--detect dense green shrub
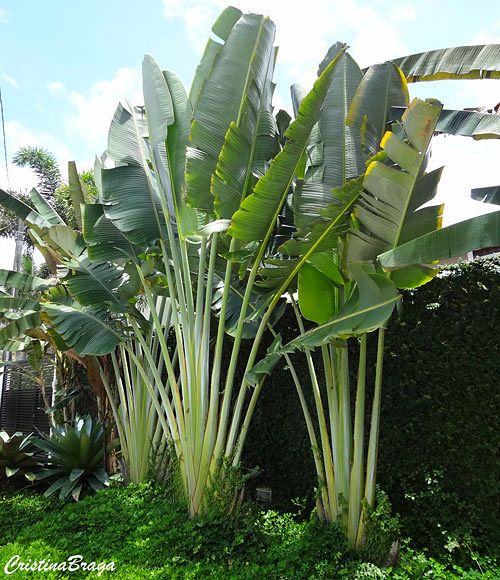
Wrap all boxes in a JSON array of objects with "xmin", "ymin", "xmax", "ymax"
[
  {"xmin": 244, "ymin": 257, "xmax": 500, "ymax": 558},
  {"xmin": 0, "ymin": 485, "xmax": 497, "ymax": 579},
  {"xmin": 376, "ymin": 257, "xmax": 500, "ymax": 558}
]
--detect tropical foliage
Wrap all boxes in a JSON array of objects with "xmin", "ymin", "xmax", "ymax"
[
  {"xmin": 0, "ymin": 6, "xmax": 498, "ymax": 550},
  {"xmin": 0, "ymin": 430, "xmax": 41, "ymax": 480},
  {"xmin": 33, "ymin": 415, "xmax": 109, "ymax": 501}
]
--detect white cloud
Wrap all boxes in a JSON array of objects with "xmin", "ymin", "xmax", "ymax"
[
  {"xmin": 161, "ymin": 0, "xmax": 412, "ymax": 87},
  {"xmin": 2, "ymin": 74, "xmax": 18, "ymax": 89},
  {"xmin": 0, "ymin": 9, "xmax": 8, "ymax": 24},
  {"xmin": 47, "ymin": 81, "xmax": 66, "ymax": 95},
  {"xmin": 66, "ymin": 68, "xmax": 142, "ymax": 151}
]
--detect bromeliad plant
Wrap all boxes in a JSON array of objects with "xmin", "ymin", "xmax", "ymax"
[
  {"xmin": 0, "ymin": 6, "xmax": 498, "ymax": 540},
  {"xmin": 0, "ymin": 430, "xmax": 41, "ymax": 481},
  {"xmin": 34, "ymin": 415, "xmax": 109, "ymax": 501}
]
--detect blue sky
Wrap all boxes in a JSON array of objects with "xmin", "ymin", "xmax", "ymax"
[{"xmin": 0, "ymin": 0, "xmax": 499, "ymax": 266}]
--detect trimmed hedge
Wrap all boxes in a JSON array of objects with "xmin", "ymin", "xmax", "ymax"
[{"xmin": 243, "ymin": 257, "xmax": 500, "ymax": 557}]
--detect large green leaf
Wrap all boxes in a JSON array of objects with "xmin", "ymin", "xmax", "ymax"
[
  {"xmin": 186, "ymin": 9, "xmax": 276, "ymax": 212},
  {"xmin": 0, "ymin": 312, "xmax": 41, "ymax": 347},
  {"xmin": 43, "ymin": 303, "xmax": 123, "ymax": 356},
  {"xmin": 346, "ymin": 62, "xmax": 409, "ymax": 151},
  {"xmin": 0, "ymin": 189, "xmax": 47, "ymax": 229},
  {"xmin": 228, "ymin": 46, "xmax": 348, "ymax": 242},
  {"xmin": 298, "ymin": 262, "xmax": 336, "ymax": 324},
  {"xmin": 0, "ymin": 269, "xmax": 53, "ymax": 292},
  {"xmin": 62, "ymin": 257, "xmax": 127, "ymax": 309},
  {"xmin": 390, "ymin": 44, "xmax": 500, "ymax": 82},
  {"xmin": 212, "ymin": 44, "xmax": 278, "ymax": 220},
  {"xmin": 378, "ymin": 211, "xmax": 500, "ymax": 268},
  {"xmin": 390, "ymin": 106, "xmax": 500, "ymax": 139},
  {"xmin": 246, "ymin": 264, "xmax": 399, "ymax": 385},
  {"xmin": 347, "ymin": 98, "xmax": 444, "ymax": 289},
  {"xmin": 82, "ymin": 204, "xmax": 138, "ymax": 263},
  {"xmin": 29, "ymin": 188, "xmax": 64, "ymax": 226},
  {"xmin": 68, "ymin": 161, "xmax": 85, "ymax": 228}
]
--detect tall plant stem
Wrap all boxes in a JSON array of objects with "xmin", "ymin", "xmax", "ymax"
[
  {"xmin": 364, "ymin": 326, "xmax": 385, "ymax": 506},
  {"xmin": 348, "ymin": 334, "xmax": 367, "ymax": 547},
  {"xmin": 290, "ymin": 295, "xmax": 337, "ymax": 521}
]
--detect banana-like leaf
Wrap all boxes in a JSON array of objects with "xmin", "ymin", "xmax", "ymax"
[
  {"xmin": 348, "ymin": 98, "xmax": 444, "ymax": 289},
  {"xmin": 41, "ymin": 225, "xmax": 86, "ymax": 259},
  {"xmin": 229, "ymin": 46, "xmax": 348, "ymax": 242},
  {"xmin": 29, "ymin": 188, "xmax": 64, "ymax": 226},
  {"xmin": 298, "ymin": 262, "xmax": 336, "ymax": 323},
  {"xmin": 471, "ymin": 185, "xmax": 500, "ymax": 205},
  {"xmin": 246, "ymin": 264, "xmax": 399, "ymax": 385},
  {"xmin": 43, "ymin": 303, "xmax": 123, "ymax": 356},
  {"xmin": 390, "ymin": 106, "xmax": 500, "ymax": 139},
  {"xmin": 378, "ymin": 210, "xmax": 500, "ymax": 268},
  {"xmin": 62, "ymin": 257, "xmax": 127, "ymax": 309},
  {"xmin": 390, "ymin": 44, "xmax": 500, "ymax": 82},
  {"xmin": 280, "ymin": 178, "xmax": 363, "ymax": 256},
  {"xmin": 68, "ymin": 161, "xmax": 85, "ymax": 228},
  {"xmin": 0, "ymin": 312, "xmax": 41, "ymax": 347},
  {"xmin": 163, "ymin": 70, "xmax": 199, "ymax": 237},
  {"xmin": 315, "ymin": 47, "xmax": 365, "ymax": 187},
  {"xmin": 0, "ymin": 189, "xmax": 48, "ymax": 229},
  {"xmin": 0, "ymin": 269, "xmax": 53, "ymax": 292},
  {"xmin": 102, "ymin": 101, "xmax": 167, "ymax": 246},
  {"xmin": 346, "ymin": 63, "xmax": 409, "ymax": 151},
  {"xmin": 186, "ymin": 9, "xmax": 276, "ymax": 212},
  {"xmin": 189, "ymin": 6, "xmax": 242, "ymax": 108},
  {"xmin": 143, "ymin": 57, "xmax": 198, "ymax": 237},
  {"xmin": 212, "ymin": 43, "xmax": 278, "ymax": 220},
  {"xmin": 82, "ymin": 204, "xmax": 138, "ymax": 263},
  {"xmin": 0, "ymin": 296, "xmax": 41, "ymax": 312}
]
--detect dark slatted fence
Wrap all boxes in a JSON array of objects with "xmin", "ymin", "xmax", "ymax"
[{"xmin": 0, "ymin": 360, "xmax": 53, "ymax": 435}]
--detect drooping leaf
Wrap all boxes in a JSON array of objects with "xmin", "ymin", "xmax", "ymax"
[
  {"xmin": 42, "ymin": 303, "xmax": 123, "ymax": 356},
  {"xmin": 390, "ymin": 44, "xmax": 500, "ymax": 82},
  {"xmin": 471, "ymin": 185, "xmax": 500, "ymax": 205},
  {"xmin": 0, "ymin": 269, "xmax": 53, "ymax": 292},
  {"xmin": 298, "ymin": 262, "xmax": 336, "ymax": 323},
  {"xmin": 378, "ymin": 211, "xmax": 500, "ymax": 268},
  {"xmin": 390, "ymin": 106, "xmax": 500, "ymax": 139}
]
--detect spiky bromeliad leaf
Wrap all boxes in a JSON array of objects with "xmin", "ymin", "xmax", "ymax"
[
  {"xmin": 42, "ymin": 303, "xmax": 123, "ymax": 356},
  {"xmin": 228, "ymin": 45, "xmax": 348, "ymax": 242},
  {"xmin": 246, "ymin": 263, "xmax": 399, "ymax": 386},
  {"xmin": 347, "ymin": 98, "xmax": 444, "ymax": 289},
  {"xmin": 186, "ymin": 8, "xmax": 276, "ymax": 213},
  {"xmin": 390, "ymin": 106, "xmax": 500, "ymax": 140},
  {"xmin": 378, "ymin": 210, "xmax": 500, "ymax": 268},
  {"xmin": 390, "ymin": 44, "xmax": 500, "ymax": 82}
]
